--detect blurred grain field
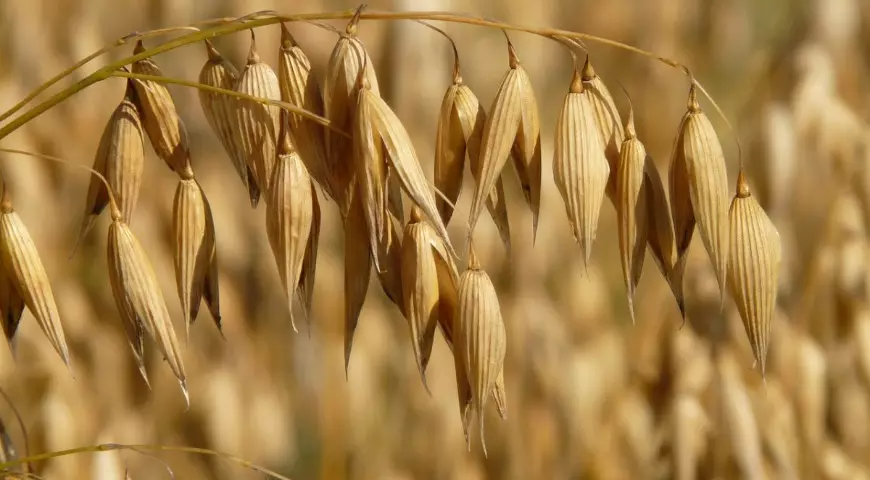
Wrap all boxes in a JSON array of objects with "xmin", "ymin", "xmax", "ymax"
[{"xmin": 1, "ymin": 0, "xmax": 870, "ymax": 478}]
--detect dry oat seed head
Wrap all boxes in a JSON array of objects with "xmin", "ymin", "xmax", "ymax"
[
  {"xmin": 278, "ymin": 23, "xmax": 332, "ymax": 202},
  {"xmin": 553, "ymin": 67, "xmax": 610, "ymax": 266},
  {"xmin": 172, "ymin": 176, "xmax": 211, "ymax": 341},
  {"xmin": 77, "ymin": 82, "xmax": 145, "ymax": 248},
  {"xmin": 727, "ymin": 171, "xmax": 781, "ymax": 377},
  {"xmin": 616, "ymin": 104, "xmax": 649, "ymax": 324},
  {"xmin": 234, "ymin": 31, "xmax": 282, "ymax": 196},
  {"xmin": 266, "ymin": 145, "xmax": 313, "ymax": 333},
  {"xmin": 199, "ymin": 40, "xmax": 260, "ymax": 207},
  {"xmin": 0, "ymin": 190, "xmax": 70, "ymax": 368},
  {"xmin": 108, "ymin": 218, "xmax": 188, "ymax": 405},
  {"xmin": 675, "ymin": 85, "xmax": 730, "ymax": 303},
  {"xmin": 131, "ymin": 41, "xmax": 191, "ymax": 174},
  {"xmin": 457, "ymin": 244, "xmax": 506, "ymax": 456},
  {"xmin": 582, "ymin": 56, "xmax": 625, "ymax": 202},
  {"xmin": 344, "ymin": 189, "xmax": 372, "ymax": 375}
]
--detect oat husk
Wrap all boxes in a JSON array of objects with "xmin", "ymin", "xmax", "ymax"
[
  {"xmin": 581, "ymin": 57, "xmax": 625, "ymax": 201},
  {"xmin": 343, "ymin": 185, "xmax": 372, "ymax": 374},
  {"xmin": 0, "ymin": 263, "xmax": 24, "ymax": 353},
  {"xmin": 131, "ymin": 41, "xmax": 190, "ymax": 174},
  {"xmin": 297, "ymin": 183, "xmax": 320, "ymax": 330}
]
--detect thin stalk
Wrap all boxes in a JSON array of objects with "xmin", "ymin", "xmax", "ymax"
[
  {"xmin": 111, "ymin": 71, "xmax": 347, "ymax": 137},
  {"xmin": 0, "ymin": 443, "xmax": 293, "ymax": 480},
  {"xmin": 0, "ymin": 8, "xmax": 719, "ymax": 143}
]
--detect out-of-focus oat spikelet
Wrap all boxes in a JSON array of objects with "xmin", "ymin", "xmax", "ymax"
[
  {"xmin": 553, "ymin": 68, "xmax": 609, "ymax": 266},
  {"xmin": 131, "ymin": 41, "xmax": 190, "ymax": 174},
  {"xmin": 0, "ymin": 189, "xmax": 70, "ymax": 367},
  {"xmin": 727, "ymin": 171, "xmax": 782, "ymax": 376}
]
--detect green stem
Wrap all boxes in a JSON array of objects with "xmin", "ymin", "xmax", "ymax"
[
  {"xmin": 0, "ymin": 443, "xmax": 293, "ymax": 480},
  {"xmin": 0, "ymin": 8, "xmax": 706, "ymax": 143}
]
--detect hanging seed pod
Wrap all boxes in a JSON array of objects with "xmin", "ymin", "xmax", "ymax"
[
  {"xmin": 107, "ymin": 209, "xmax": 187, "ymax": 404},
  {"xmin": 616, "ymin": 107, "xmax": 649, "ymax": 323},
  {"xmin": 469, "ymin": 38, "xmax": 541, "ymax": 240},
  {"xmin": 644, "ymin": 158, "xmax": 685, "ymax": 318},
  {"xmin": 278, "ymin": 24, "xmax": 332, "ymax": 201},
  {"xmin": 358, "ymin": 79, "xmax": 457, "ymax": 261},
  {"xmin": 324, "ymin": 15, "xmax": 380, "ymax": 215},
  {"xmin": 344, "ymin": 187, "xmax": 372, "ymax": 373},
  {"xmin": 266, "ymin": 136, "xmax": 313, "ymax": 333},
  {"xmin": 401, "ymin": 207, "xmax": 445, "ymax": 388},
  {"xmin": 672, "ymin": 84, "xmax": 730, "ymax": 301},
  {"xmin": 353, "ymin": 75, "xmax": 390, "ymax": 272},
  {"xmin": 457, "ymin": 246, "xmax": 507, "ymax": 456},
  {"xmin": 0, "ymin": 190, "xmax": 70, "ymax": 367},
  {"xmin": 727, "ymin": 172, "xmax": 781, "ymax": 377},
  {"xmin": 198, "ymin": 40, "xmax": 259, "ymax": 207},
  {"xmin": 235, "ymin": 31, "xmax": 281, "ymax": 195},
  {"xmin": 77, "ymin": 82, "xmax": 145, "ymax": 248},
  {"xmin": 581, "ymin": 57, "xmax": 625, "ymax": 201},
  {"xmin": 375, "ymin": 218, "xmax": 404, "ymax": 315},
  {"xmin": 200, "ymin": 192, "xmax": 221, "ymax": 334},
  {"xmin": 553, "ymin": 68, "xmax": 610, "ymax": 266},
  {"xmin": 172, "ymin": 167, "xmax": 211, "ymax": 341},
  {"xmin": 131, "ymin": 41, "xmax": 190, "ymax": 174},
  {"xmin": 297, "ymin": 184, "xmax": 320, "ymax": 330},
  {"xmin": 0, "ymin": 266, "xmax": 24, "ymax": 353}
]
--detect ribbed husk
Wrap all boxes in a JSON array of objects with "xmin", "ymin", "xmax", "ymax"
[
  {"xmin": 581, "ymin": 57, "xmax": 625, "ymax": 202},
  {"xmin": 616, "ymin": 111, "xmax": 649, "ymax": 323},
  {"xmin": 437, "ymin": 79, "xmax": 511, "ymax": 251},
  {"xmin": 324, "ymin": 32, "xmax": 380, "ymax": 216},
  {"xmin": 198, "ymin": 40, "xmax": 259, "ymax": 206},
  {"xmin": 172, "ymin": 175, "xmax": 211, "ymax": 340},
  {"xmin": 672, "ymin": 85, "xmax": 730, "ymax": 301},
  {"xmin": 107, "ymin": 217, "xmax": 187, "ymax": 404},
  {"xmin": 343, "ymin": 186, "xmax": 371, "ymax": 373},
  {"xmin": 644, "ymin": 157, "xmax": 684, "ymax": 318},
  {"xmin": 457, "ymin": 248, "xmax": 506, "ymax": 456},
  {"xmin": 131, "ymin": 41, "xmax": 190, "ymax": 174},
  {"xmin": 358, "ymin": 86, "xmax": 457, "ymax": 261},
  {"xmin": 469, "ymin": 41, "xmax": 540, "ymax": 239},
  {"xmin": 266, "ymin": 143, "xmax": 313, "ymax": 333},
  {"xmin": 79, "ymin": 82, "xmax": 145, "ymax": 244},
  {"xmin": 234, "ymin": 33, "xmax": 281, "ymax": 196},
  {"xmin": 0, "ymin": 264, "xmax": 24, "ymax": 353},
  {"xmin": 201, "ymin": 191, "xmax": 221, "ymax": 334},
  {"xmin": 297, "ymin": 183, "xmax": 320, "ymax": 330},
  {"xmin": 553, "ymin": 71, "xmax": 610, "ymax": 266},
  {"xmin": 669, "ymin": 104, "xmax": 697, "ymax": 314},
  {"xmin": 277, "ymin": 24, "xmax": 332, "ymax": 202},
  {"xmin": 0, "ymin": 194, "xmax": 70, "ymax": 367},
  {"xmin": 727, "ymin": 172, "xmax": 781, "ymax": 376}
]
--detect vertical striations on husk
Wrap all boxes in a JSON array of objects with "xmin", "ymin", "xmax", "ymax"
[{"xmin": 581, "ymin": 57, "xmax": 625, "ymax": 202}]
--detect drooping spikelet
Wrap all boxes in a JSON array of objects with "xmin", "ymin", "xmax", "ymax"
[
  {"xmin": 198, "ymin": 40, "xmax": 259, "ymax": 206},
  {"xmin": 727, "ymin": 171, "xmax": 781, "ymax": 377},
  {"xmin": 553, "ymin": 68, "xmax": 610, "ymax": 265},
  {"xmin": 581, "ymin": 57, "xmax": 625, "ymax": 202},
  {"xmin": 131, "ymin": 41, "xmax": 190, "ymax": 174}
]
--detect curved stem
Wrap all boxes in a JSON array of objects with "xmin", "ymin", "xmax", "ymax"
[{"xmin": 0, "ymin": 443, "xmax": 293, "ymax": 480}]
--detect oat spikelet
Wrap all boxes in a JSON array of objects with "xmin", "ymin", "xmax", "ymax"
[
  {"xmin": 266, "ymin": 138, "xmax": 313, "ymax": 333},
  {"xmin": 343, "ymin": 187, "xmax": 371, "ymax": 374},
  {"xmin": 375, "ymin": 218, "xmax": 404, "ymax": 315},
  {"xmin": 278, "ymin": 24, "xmax": 332, "ymax": 201},
  {"xmin": 469, "ymin": 39, "xmax": 540, "ymax": 240},
  {"xmin": 359, "ymin": 82, "xmax": 458, "ymax": 260},
  {"xmin": 78, "ymin": 82, "xmax": 145, "ymax": 246},
  {"xmin": 673, "ymin": 85, "xmax": 730, "ymax": 301},
  {"xmin": 616, "ymin": 107, "xmax": 649, "ymax": 323},
  {"xmin": 199, "ymin": 40, "xmax": 259, "ymax": 206},
  {"xmin": 0, "ymin": 265, "xmax": 24, "ymax": 353},
  {"xmin": 324, "ymin": 19, "xmax": 380, "ymax": 215},
  {"xmin": 401, "ymin": 207, "xmax": 444, "ymax": 388},
  {"xmin": 108, "ymin": 212, "xmax": 187, "ymax": 404},
  {"xmin": 201, "ymin": 192, "xmax": 221, "ymax": 334},
  {"xmin": 553, "ymin": 69, "xmax": 610, "ymax": 266},
  {"xmin": 235, "ymin": 31, "xmax": 281, "ymax": 196},
  {"xmin": 172, "ymin": 169, "xmax": 211, "ymax": 341},
  {"xmin": 457, "ymin": 245, "xmax": 506, "ymax": 456},
  {"xmin": 0, "ymin": 190, "xmax": 70, "ymax": 367},
  {"xmin": 131, "ymin": 41, "xmax": 190, "ymax": 174},
  {"xmin": 582, "ymin": 57, "xmax": 625, "ymax": 201},
  {"xmin": 727, "ymin": 172, "xmax": 781, "ymax": 377}
]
